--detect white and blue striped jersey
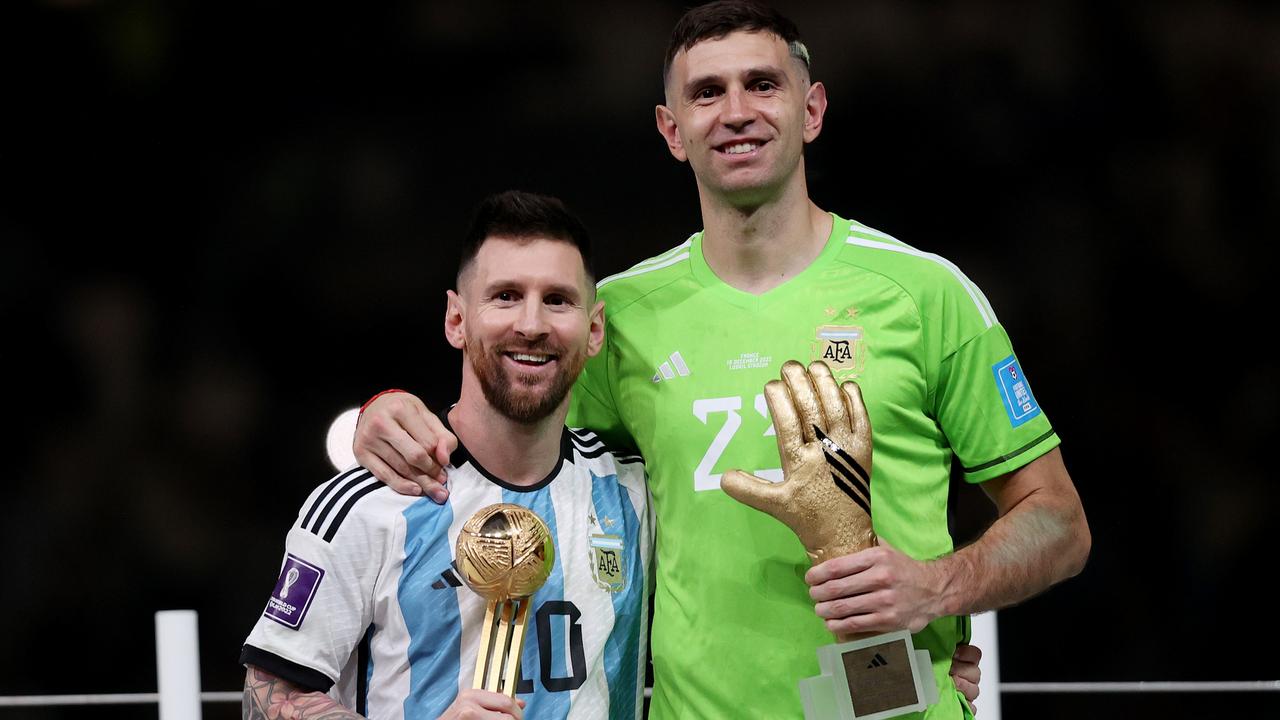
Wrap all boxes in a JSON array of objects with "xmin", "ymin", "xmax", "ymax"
[{"xmin": 241, "ymin": 423, "xmax": 651, "ymax": 720}]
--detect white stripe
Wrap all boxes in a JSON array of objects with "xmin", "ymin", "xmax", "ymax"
[
  {"xmin": 659, "ymin": 362, "xmax": 675, "ymax": 380},
  {"xmin": 849, "ymin": 225, "xmax": 999, "ymax": 322},
  {"xmin": 570, "ymin": 436, "xmax": 605, "ymax": 452},
  {"xmin": 851, "ymin": 226, "xmax": 999, "ymax": 322},
  {"xmin": 569, "ymin": 427, "xmax": 600, "ymax": 444},
  {"xmin": 597, "ymin": 251, "xmax": 691, "ymax": 288},
  {"xmin": 670, "ymin": 351, "xmax": 690, "ymax": 376},
  {"xmin": 630, "ymin": 238, "xmax": 693, "ymax": 269},
  {"xmin": 366, "ymin": 507, "xmax": 412, "ymax": 719},
  {"xmin": 845, "ymin": 235, "xmax": 997, "ymax": 329}
]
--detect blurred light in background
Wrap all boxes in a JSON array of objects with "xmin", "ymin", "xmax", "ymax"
[{"xmin": 326, "ymin": 408, "xmax": 361, "ymax": 471}]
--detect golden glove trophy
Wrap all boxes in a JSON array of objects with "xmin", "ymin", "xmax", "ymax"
[
  {"xmin": 454, "ymin": 503, "xmax": 555, "ymax": 697},
  {"xmin": 721, "ymin": 361, "xmax": 938, "ymax": 720}
]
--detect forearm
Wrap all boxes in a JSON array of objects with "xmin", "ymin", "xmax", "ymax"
[
  {"xmin": 932, "ymin": 452, "xmax": 1090, "ymax": 616},
  {"xmin": 243, "ymin": 666, "xmax": 363, "ymax": 720}
]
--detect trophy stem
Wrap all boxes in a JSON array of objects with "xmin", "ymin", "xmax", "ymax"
[{"xmin": 473, "ymin": 598, "xmax": 533, "ymax": 698}]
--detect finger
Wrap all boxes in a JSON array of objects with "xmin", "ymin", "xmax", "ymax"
[
  {"xmin": 359, "ymin": 437, "xmax": 449, "ymax": 503},
  {"xmin": 950, "ymin": 658, "xmax": 982, "ymax": 687},
  {"xmin": 365, "ymin": 434, "xmax": 429, "ymax": 482},
  {"xmin": 810, "ymin": 361, "xmax": 850, "ymax": 437},
  {"xmin": 840, "ymin": 380, "xmax": 873, "ymax": 461},
  {"xmin": 952, "ymin": 674, "xmax": 980, "ymax": 707},
  {"xmin": 763, "ymin": 379, "xmax": 804, "ymax": 465},
  {"xmin": 360, "ymin": 453, "xmax": 426, "ymax": 498},
  {"xmin": 721, "ymin": 469, "xmax": 788, "ymax": 518},
  {"xmin": 805, "ymin": 546, "xmax": 879, "ymax": 587},
  {"xmin": 781, "ymin": 360, "xmax": 824, "ymax": 442},
  {"xmin": 470, "ymin": 689, "xmax": 524, "ymax": 714},
  {"xmin": 401, "ymin": 408, "xmax": 457, "ymax": 479},
  {"xmin": 452, "ymin": 690, "xmax": 523, "ymax": 719},
  {"xmin": 433, "ymin": 423, "xmax": 459, "ymax": 470},
  {"xmin": 952, "ymin": 642, "xmax": 983, "ymax": 665},
  {"xmin": 813, "ymin": 588, "xmax": 883, "ymax": 621},
  {"xmin": 386, "ymin": 420, "xmax": 445, "ymax": 481},
  {"xmin": 823, "ymin": 607, "xmax": 899, "ymax": 636}
]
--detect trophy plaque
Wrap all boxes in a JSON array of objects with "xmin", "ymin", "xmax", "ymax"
[{"xmin": 454, "ymin": 503, "xmax": 555, "ymax": 697}]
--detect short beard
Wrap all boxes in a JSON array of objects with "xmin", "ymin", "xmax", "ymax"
[{"xmin": 468, "ymin": 341, "xmax": 585, "ymax": 424}]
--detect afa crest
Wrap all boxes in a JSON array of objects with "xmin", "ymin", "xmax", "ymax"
[
  {"xmin": 812, "ymin": 325, "xmax": 866, "ymax": 379},
  {"xmin": 589, "ymin": 534, "xmax": 626, "ymax": 593}
]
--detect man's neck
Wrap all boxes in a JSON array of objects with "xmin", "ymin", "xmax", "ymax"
[
  {"xmin": 448, "ymin": 381, "xmax": 568, "ymax": 487},
  {"xmin": 698, "ymin": 177, "xmax": 832, "ymax": 295}
]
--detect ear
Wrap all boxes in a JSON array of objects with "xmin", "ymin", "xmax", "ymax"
[
  {"xmin": 802, "ymin": 81, "xmax": 827, "ymax": 144},
  {"xmin": 586, "ymin": 300, "xmax": 606, "ymax": 358},
  {"xmin": 655, "ymin": 105, "xmax": 688, "ymax": 162},
  {"xmin": 444, "ymin": 290, "xmax": 466, "ymax": 350}
]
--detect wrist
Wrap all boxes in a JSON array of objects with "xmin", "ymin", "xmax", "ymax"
[
  {"xmin": 359, "ymin": 388, "xmax": 407, "ymax": 417},
  {"xmin": 928, "ymin": 553, "xmax": 972, "ymax": 617}
]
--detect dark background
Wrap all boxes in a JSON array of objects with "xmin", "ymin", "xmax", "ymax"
[{"xmin": 2, "ymin": 0, "xmax": 1277, "ymax": 717}]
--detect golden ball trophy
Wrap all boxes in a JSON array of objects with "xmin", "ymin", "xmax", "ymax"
[
  {"xmin": 455, "ymin": 503, "xmax": 555, "ymax": 697},
  {"xmin": 722, "ymin": 361, "xmax": 938, "ymax": 720}
]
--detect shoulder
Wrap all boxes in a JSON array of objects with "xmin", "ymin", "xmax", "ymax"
[
  {"xmin": 595, "ymin": 236, "xmax": 697, "ymax": 316},
  {"xmin": 835, "ymin": 217, "xmax": 999, "ymax": 330},
  {"xmin": 293, "ymin": 466, "xmax": 420, "ymax": 545},
  {"xmin": 566, "ymin": 427, "xmax": 645, "ymax": 481}
]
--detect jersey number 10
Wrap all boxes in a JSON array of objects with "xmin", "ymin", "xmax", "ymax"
[{"xmin": 514, "ymin": 601, "xmax": 587, "ymax": 693}]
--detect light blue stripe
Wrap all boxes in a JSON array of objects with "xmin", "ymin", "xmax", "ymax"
[
  {"xmin": 591, "ymin": 536, "xmax": 625, "ymax": 550},
  {"xmin": 398, "ymin": 499, "xmax": 462, "ymax": 719},
  {"xmin": 590, "ymin": 472, "xmax": 643, "ymax": 719},
  {"xmin": 503, "ymin": 487, "xmax": 569, "ymax": 719}
]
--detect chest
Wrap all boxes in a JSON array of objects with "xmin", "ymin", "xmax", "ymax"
[{"xmin": 612, "ymin": 284, "xmax": 926, "ymax": 446}]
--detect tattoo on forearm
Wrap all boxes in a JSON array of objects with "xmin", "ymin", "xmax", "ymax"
[{"xmin": 243, "ymin": 666, "xmax": 363, "ymax": 719}]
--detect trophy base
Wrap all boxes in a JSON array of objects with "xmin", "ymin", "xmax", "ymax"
[{"xmin": 799, "ymin": 630, "xmax": 938, "ymax": 720}]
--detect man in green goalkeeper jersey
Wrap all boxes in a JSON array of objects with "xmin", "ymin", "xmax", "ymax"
[{"xmin": 354, "ymin": 1, "xmax": 1089, "ymax": 718}]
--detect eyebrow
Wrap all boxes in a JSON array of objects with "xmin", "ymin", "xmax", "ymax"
[
  {"xmin": 483, "ymin": 280, "xmax": 583, "ymax": 301},
  {"xmin": 682, "ymin": 65, "xmax": 788, "ymax": 96}
]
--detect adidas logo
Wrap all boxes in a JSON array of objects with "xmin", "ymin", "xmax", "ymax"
[
  {"xmin": 866, "ymin": 653, "xmax": 889, "ymax": 669},
  {"xmin": 651, "ymin": 351, "xmax": 691, "ymax": 383},
  {"xmin": 430, "ymin": 564, "xmax": 463, "ymax": 590}
]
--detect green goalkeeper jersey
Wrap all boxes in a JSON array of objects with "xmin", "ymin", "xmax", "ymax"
[{"xmin": 569, "ymin": 214, "xmax": 1059, "ymax": 719}]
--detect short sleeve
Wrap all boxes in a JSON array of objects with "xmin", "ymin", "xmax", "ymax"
[
  {"xmin": 934, "ymin": 323, "xmax": 1060, "ymax": 483},
  {"xmin": 240, "ymin": 483, "xmax": 388, "ymax": 690}
]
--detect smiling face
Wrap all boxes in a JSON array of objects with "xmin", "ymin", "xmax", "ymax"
[
  {"xmin": 447, "ymin": 236, "xmax": 604, "ymax": 425},
  {"xmin": 656, "ymin": 30, "xmax": 827, "ymax": 208}
]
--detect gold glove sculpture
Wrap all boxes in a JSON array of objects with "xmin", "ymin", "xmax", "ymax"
[
  {"xmin": 727, "ymin": 362, "xmax": 939, "ymax": 718},
  {"xmin": 721, "ymin": 360, "xmax": 875, "ymax": 639}
]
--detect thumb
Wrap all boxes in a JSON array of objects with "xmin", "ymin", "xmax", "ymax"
[{"xmin": 721, "ymin": 469, "xmax": 788, "ymax": 518}]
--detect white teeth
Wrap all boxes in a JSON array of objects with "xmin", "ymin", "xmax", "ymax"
[
  {"xmin": 511, "ymin": 353, "xmax": 550, "ymax": 363},
  {"xmin": 724, "ymin": 143, "xmax": 758, "ymax": 155}
]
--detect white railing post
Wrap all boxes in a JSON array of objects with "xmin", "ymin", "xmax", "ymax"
[
  {"xmin": 971, "ymin": 611, "xmax": 1001, "ymax": 720},
  {"xmin": 155, "ymin": 610, "xmax": 203, "ymax": 720}
]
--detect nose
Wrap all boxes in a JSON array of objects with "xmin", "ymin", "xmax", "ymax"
[
  {"xmin": 513, "ymin": 298, "xmax": 550, "ymax": 339},
  {"xmin": 721, "ymin": 86, "xmax": 754, "ymax": 130}
]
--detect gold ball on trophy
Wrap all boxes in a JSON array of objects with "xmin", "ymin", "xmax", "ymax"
[{"xmin": 455, "ymin": 503, "xmax": 555, "ymax": 602}]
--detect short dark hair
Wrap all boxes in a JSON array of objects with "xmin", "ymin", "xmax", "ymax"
[
  {"xmin": 662, "ymin": 0, "xmax": 810, "ymax": 86},
  {"xmin": 457, "ymin": 190, "xmax": 594, "ymax": 286}
]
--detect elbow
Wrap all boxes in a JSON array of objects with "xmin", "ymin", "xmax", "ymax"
[{"xmin": 1061, "ymin": 505, "xmax": 1091, "ymax": 580}]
